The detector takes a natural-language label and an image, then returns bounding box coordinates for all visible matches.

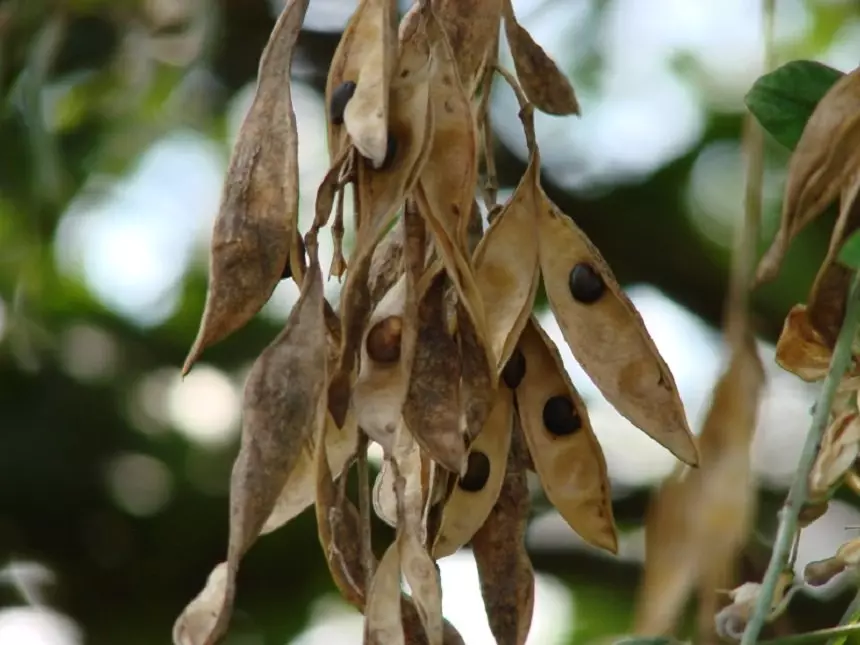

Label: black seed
[568,262,605,304]
[502,348,526,390]
[542,395,582,437]
[458,451,490,492]
[378,133,398,171]
[329,81,357,126]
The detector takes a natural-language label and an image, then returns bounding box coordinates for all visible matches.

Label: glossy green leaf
[838,230,860,270]
[745,60,844,151]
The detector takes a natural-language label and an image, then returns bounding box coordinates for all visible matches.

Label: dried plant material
[172,563,230,645]
[182,0,310,374]
[261,411,358,534]
[756,67,860,283]
[430,0,503,93]
[803,556,847,586]
[457,300,497,442]
[373,459,398,528]
[174,245,327,645]
[392,424,443,645]
[365,543,406,645]
[535,190,698,466]
[774,305,836,381]
[369,220,406,308]
[471,423,535,645]
[404,271,467,474]
[515,318,618,553]
[330,31,434,428]
[472,155,540,373]
[808,409,860,501]
[501,0,579,116]
[433,388,514,558]
[713,574,797,641]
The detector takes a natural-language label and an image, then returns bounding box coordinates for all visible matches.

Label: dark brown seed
[542,395,582,436]
[458,450,490,492]
[568,262,605,304]
[502,348,526,390]
[329,81,357,126]
[365,316,402,363]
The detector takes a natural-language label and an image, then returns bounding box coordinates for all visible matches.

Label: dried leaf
[471,422,535,645]
[775,305,836,381]
[174,245,327,645]
[501,0,579,116]
[183,0,309,374]
[472,154,540,372]
[535,189,698,466]
[809,409,860,500]
[403,271,466,474]
[515,318,618,553]
[433,388,514,558]
[756,67,860,283]
[365,543,406,645]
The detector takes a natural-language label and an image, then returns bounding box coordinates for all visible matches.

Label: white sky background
[6,0,860,643]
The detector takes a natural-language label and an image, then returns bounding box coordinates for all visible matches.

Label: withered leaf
[471,424,535,645]
[756,66,860,283]
[433,388,514,558]
[515,318,618,553]
[535,189,699,466]
[174,245,327,645]
[365,543,406,645]
[501,0,579,116]
[183,0,310,374]
[403,271,466,474]
[809,409,860,500]
[775,304,835,381]
[472,154,540,373]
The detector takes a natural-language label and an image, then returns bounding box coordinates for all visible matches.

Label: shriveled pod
[365,543,406,645]
[182,0,310,374]
[471,425,535,645]
[324,0,398,163]
[472,153,540,373]
[372,458,398,528]
[433,387,514,558]
[329,31,435,427]
[174,238,327,645]
[403,270,467,475]
[534,189,699,466]
[515,318,618,553]
[457,299,497,443]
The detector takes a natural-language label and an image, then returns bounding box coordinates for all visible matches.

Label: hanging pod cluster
[173,1,698,643]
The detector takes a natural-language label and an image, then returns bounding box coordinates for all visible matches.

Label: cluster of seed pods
[171,1,699,644]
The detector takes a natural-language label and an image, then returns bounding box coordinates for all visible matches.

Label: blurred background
[2,0,860,643]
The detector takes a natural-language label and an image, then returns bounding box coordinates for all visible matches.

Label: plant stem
[741,271,860,644]
[759,624,860,645]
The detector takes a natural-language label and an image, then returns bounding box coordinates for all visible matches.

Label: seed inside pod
[366,316,402,363]
[458,451,491,492]
[502,348,526,390]
[568,262,605,304]
[542,395,582,436]
[329,81,356,126]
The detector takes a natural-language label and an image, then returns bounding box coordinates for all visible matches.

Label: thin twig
[741,271,860,644]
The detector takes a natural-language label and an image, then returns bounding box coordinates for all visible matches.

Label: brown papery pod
[393,424,444,645]
[472,422,535,645]
[173,242,327,645]
[403,270,467,474]
[501,0,579,116]
[182,0,310,375]
[325,0,397,161]
[329,33,434,428]
[809,410,860,500]
[433,387,514,558]
[457,299,497,443]
[430,0,504,94]
[774,305,836,382]
[756,67,860,283]
[472,153,540,373]
[806,177,860,346]
[364,543,406,645]
[373,458,399,528]
[535,189,699,466]
[516,318,618,553]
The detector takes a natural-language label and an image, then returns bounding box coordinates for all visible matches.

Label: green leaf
[745,60,844,151]
[838,230,860,270]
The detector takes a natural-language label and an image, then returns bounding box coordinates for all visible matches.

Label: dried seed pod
[403,271,466,474]
[472,424,535,645]
[182,0,309,374]
[535,190,698,466]
[457,299,496,442]
[501,0,579,116]
[809,410,860,500]
[515,318,617,553]
[472,155,540,374]
[173,238,327,645]
[372,459,398,528]
[756,67,860,283]
[774,305,837,381]
[365,543,406,645]
[325,0,398,163]
[433,388,514,558]
[804,557,846,586]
